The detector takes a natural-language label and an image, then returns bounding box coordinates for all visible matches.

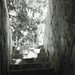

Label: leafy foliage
[7,0,48,47]
[7,0,48,61]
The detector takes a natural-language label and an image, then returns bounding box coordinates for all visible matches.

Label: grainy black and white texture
[0,0,75,75]
[44,0,75,75]
[0,0,12,75]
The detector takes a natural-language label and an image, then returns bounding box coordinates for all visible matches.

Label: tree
[7,0,48,62]
[7,0,48,48]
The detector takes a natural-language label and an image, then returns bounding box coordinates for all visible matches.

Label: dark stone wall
[44,0,75,74]
[0,0,12,75]
[0,2,2,75]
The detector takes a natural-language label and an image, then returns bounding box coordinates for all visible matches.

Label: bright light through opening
[9,0,48,65]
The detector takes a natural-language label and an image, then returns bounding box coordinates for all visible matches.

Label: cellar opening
[8,0,49,66]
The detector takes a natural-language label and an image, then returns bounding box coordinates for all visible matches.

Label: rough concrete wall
[0,0,12,75]
[44,0,75,73]
[0,2,2,74]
